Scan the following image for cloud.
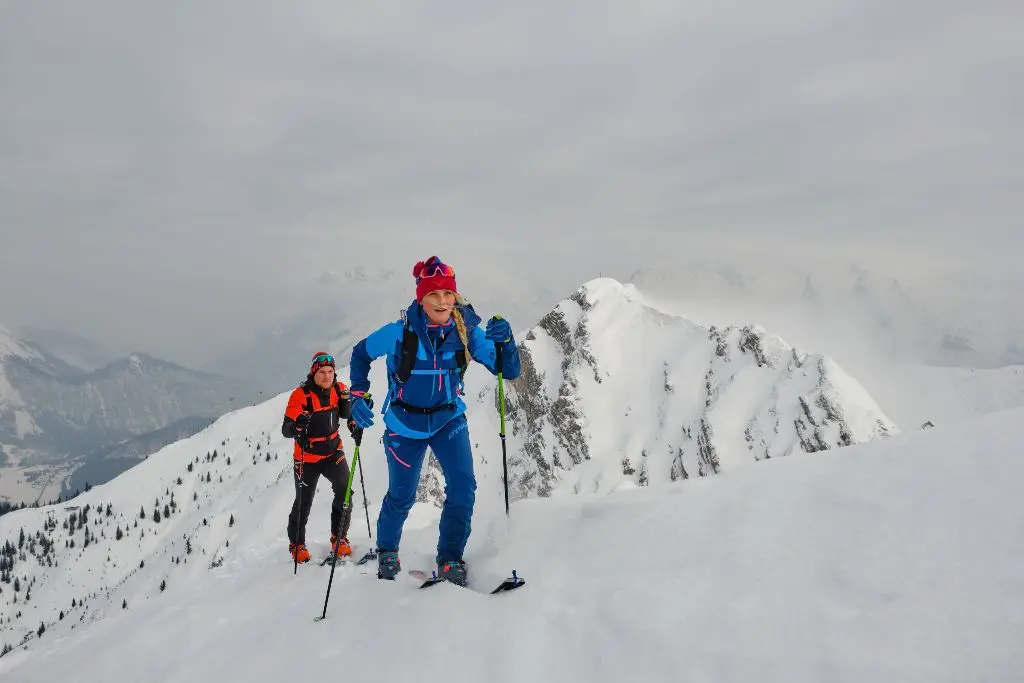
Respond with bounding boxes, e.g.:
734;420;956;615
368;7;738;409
1;0;1022;364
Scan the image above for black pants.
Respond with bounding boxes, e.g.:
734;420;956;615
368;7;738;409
287;451;353;545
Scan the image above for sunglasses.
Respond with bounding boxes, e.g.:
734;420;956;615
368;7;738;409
418;262;455;279
312;354;335;367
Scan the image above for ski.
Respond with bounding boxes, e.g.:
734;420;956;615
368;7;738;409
355;549;378;565
408;568;526;594
410;569;446;588
318;544;358;566
490;570;526;594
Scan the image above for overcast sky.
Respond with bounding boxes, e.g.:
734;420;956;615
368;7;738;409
2;1;1022;364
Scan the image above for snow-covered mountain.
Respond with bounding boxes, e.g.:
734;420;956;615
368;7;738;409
0;326;78;443
0;375;1021;680
466;279;896;501
0;326;262;504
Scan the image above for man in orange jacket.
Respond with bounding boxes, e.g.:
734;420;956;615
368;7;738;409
281;351;355;563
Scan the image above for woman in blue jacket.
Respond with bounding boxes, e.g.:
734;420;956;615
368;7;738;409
348;256;521;585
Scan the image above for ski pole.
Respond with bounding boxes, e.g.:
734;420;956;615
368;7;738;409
355;431;372;539
317;394;370;621
496;342;510;518
293;451;305;576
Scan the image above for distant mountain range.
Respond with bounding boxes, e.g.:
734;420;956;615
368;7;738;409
0;325;261;504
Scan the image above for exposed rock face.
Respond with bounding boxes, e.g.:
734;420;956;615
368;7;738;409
471;278;896;502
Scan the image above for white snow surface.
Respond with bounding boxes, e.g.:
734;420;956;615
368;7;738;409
1;385;1022;680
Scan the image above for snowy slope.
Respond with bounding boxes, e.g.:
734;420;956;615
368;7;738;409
1;394;1022;681
468;279;897;501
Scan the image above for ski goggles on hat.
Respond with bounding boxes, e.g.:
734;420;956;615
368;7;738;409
417;261;455;280
311;354;335;367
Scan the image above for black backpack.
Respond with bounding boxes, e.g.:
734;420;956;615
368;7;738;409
394;321;468;386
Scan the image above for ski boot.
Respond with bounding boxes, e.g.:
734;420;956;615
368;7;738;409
377;550;401;580
289;543;311;563
330;534;352;558
436;557;468;586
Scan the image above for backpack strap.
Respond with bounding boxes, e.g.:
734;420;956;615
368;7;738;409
302;383;344;413
395;324;420;384
394;317;470;386
455;349;468;382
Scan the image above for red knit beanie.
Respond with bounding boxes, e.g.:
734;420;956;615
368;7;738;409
413;256;458;301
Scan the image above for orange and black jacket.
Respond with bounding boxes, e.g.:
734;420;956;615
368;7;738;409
282;379;352;462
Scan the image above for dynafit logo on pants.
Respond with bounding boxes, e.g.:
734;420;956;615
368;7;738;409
448;419;468;439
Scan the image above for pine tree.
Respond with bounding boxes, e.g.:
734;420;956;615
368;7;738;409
160;579;166;592
229;514;235;527
122;598;127;609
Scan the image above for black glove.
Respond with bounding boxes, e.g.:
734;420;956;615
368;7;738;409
294;412;311;437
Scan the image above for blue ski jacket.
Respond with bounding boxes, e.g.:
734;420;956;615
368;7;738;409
349;301;521;439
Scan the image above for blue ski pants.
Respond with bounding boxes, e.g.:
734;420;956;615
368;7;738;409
376;414;477;561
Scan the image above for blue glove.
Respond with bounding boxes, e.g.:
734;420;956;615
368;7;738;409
350;393;374;429
485;315;512;343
